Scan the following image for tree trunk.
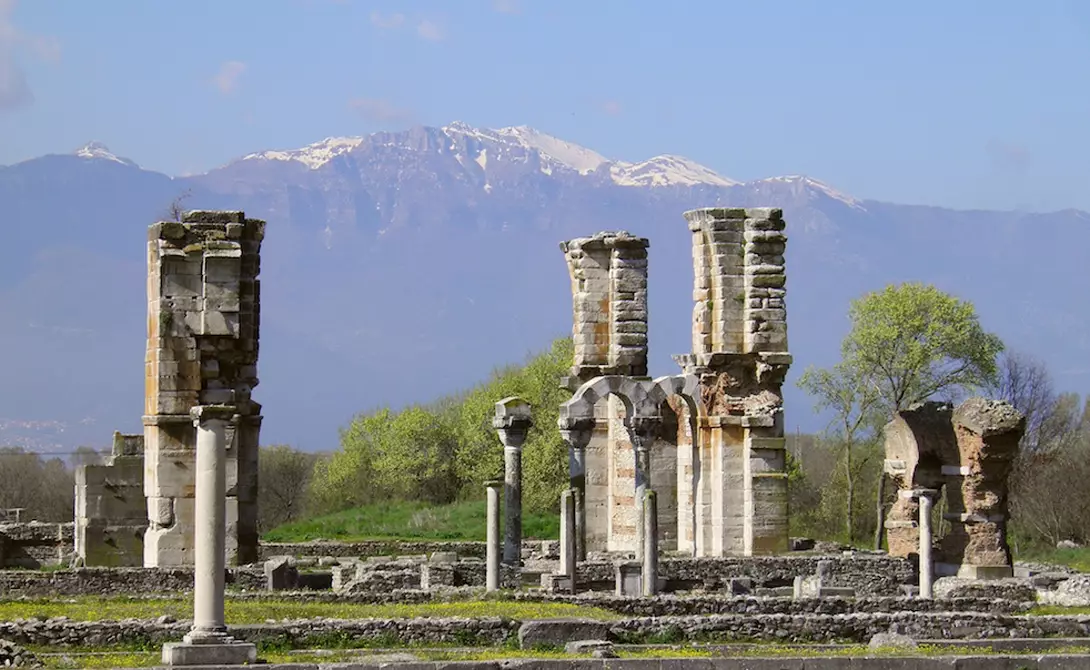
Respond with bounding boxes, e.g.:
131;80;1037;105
873;471;885;551
845;439;854;544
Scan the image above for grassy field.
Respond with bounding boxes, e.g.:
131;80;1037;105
262;499;559;543
0;596;616;623
1013;545;1090;572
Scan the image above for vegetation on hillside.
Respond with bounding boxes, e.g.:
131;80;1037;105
306;337;573;518
263;499;559;542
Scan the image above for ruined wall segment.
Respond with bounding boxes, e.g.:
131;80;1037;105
677;207;792;557
883;398;1024;579
74;432;147;567
942;399;1024;579
560;232;650;383
144;210;264;568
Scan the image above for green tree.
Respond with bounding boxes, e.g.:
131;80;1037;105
798;362;882;543
801;282;1004;547
842;282;1004;412
258;445;319;531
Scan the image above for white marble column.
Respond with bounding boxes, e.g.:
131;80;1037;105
493;397;533;567
162;405;256;667
485;480;502;592
917;489;937;599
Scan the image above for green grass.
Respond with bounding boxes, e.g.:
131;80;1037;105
1014;545;1090;573
262;499;559;543
0;596;617;624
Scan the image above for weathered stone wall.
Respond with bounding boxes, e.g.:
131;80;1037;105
0;566;264;597
144;210;264;567
677;207;792;557
74;432;147;567
883;398;1025;579
560;231;650;382
4;611;1090;649
0;522;71;568
570;554;915;596
257;540;495;560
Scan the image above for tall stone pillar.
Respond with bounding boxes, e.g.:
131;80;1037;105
558;418;593;560
678;208;791;557
559;231;650;383
493;397;533;567
485;480;502;592
144;210;264;568
162;405;256;667
942;399;1025;579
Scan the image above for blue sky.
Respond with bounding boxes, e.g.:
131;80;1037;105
1;0;1088;212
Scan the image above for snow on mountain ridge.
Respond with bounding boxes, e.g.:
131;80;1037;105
612;155;738;188
229;123;856;204
243;136;364;170
754;175;864;209
73;141;138;167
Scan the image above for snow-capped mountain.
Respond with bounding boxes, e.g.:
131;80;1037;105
73;141;139;168
232;121;746;191
2;121;1088;455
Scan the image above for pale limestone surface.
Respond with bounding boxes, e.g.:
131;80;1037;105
558;208;792;559
143;211;264;568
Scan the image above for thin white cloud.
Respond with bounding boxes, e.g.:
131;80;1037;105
416;19;444;41
492;0;521;14
213;60;247;95
0;0;60;112
348;97;414;124
370;11;405;29
600;100;622;116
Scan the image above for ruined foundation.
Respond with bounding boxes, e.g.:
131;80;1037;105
74;432;147;567
143;211;264;567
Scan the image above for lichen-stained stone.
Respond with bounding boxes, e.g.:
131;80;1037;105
144;211;263;568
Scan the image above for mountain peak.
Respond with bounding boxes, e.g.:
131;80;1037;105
754;175;863;209
74;141;137;167
242;136;364;170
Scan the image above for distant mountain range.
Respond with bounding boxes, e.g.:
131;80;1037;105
2;122;1087;453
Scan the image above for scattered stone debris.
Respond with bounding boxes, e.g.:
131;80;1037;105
0;639;42;668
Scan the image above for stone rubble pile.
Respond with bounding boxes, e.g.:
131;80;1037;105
0;639;41;668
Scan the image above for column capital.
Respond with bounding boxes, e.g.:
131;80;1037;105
910;488;941;501
191;404;238;425
626;416;662;447
484;479;503;489
493;397;533;448
558;417;595;450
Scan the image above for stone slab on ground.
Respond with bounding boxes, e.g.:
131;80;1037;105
518;619;613;649
161;640;257;666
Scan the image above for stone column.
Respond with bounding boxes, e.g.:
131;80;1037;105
916;489;938;600
485;480;502;592
628;417;659;561
559;418;594;560
560;488;577;592
162;405;256;667
642;490;658;597
493;397;533;567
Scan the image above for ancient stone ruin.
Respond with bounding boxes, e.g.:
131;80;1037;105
144;211;265;568
73;432;147;566
69;210;265;569
557;208;791;559
884;398;1026;579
